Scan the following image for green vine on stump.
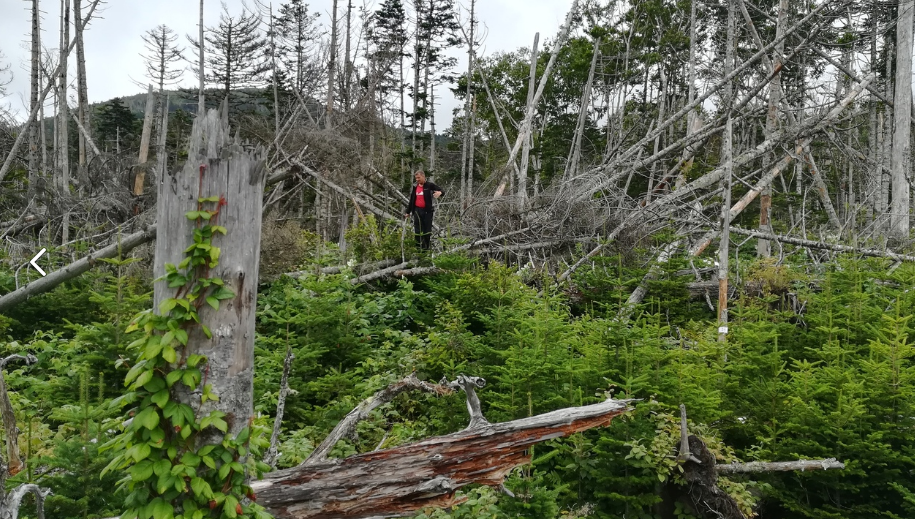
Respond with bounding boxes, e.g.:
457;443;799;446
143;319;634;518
102;192;271;519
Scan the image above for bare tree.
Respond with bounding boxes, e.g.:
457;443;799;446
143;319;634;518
326;0;339;129
74;0;91;188
28;2;41;198
141;24;185;91
57;0;71;245
891;0;913;237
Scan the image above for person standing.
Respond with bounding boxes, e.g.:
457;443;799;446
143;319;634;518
404;170;443;251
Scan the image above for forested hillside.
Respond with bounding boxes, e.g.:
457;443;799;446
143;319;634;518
1;0;914;518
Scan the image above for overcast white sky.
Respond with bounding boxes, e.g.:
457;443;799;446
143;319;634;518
0;0;572;129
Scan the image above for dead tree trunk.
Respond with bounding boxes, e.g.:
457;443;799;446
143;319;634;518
153;101;266;441
197;0;205;118
717;0;736;344
74;0;90;188
758;0;788;257
27;0;41;198
459;0;476;210
326;0;339;130
57;0;71;245
517;32;539;209
134;84;156;195
891;0;913;237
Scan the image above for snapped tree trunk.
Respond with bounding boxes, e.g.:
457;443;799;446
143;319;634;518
74;0;90;188
153;101;266;441
134;84;157;195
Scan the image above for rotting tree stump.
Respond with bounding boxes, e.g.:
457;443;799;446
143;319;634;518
252;398;629;519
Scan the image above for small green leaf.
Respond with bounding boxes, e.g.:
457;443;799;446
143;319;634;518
151;389;170;408
224;496;239;519
159;298;177;314
181;452;201;467
136;407;160;430
153;459;171;477
206;296;219;310
200;325;212;339
186;210;201;220
214;286;235;300
190;477;213;499
152;498;174;519
166;370;183;387
130;460;154;481
162;346;177;364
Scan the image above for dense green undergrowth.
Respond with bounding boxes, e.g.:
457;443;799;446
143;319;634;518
0;240;914;519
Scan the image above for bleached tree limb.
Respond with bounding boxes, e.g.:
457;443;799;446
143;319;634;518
0;483;52;519
725;226;915;262
253;398;630;519
599;1;833;176
264;346;295;469
303;373;453;466
557;74;872;282
619;241;680;320
70;112;101;158
715;458;845;474
506;1;580;167
394;267;443;278
441;375;489;429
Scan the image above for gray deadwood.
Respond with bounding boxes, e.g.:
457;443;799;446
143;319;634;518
153;101;267;441
252;397;629;519
134;84;157;195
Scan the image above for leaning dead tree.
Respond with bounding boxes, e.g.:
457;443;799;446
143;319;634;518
252;373;630;519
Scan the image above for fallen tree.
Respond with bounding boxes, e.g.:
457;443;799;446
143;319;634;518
251;374;630;519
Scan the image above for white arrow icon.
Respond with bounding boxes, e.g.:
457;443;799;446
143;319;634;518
30;248;47;277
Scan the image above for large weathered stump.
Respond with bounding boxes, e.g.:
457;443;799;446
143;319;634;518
153;101;266;438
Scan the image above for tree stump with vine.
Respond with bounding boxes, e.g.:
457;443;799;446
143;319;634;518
153;99;266;444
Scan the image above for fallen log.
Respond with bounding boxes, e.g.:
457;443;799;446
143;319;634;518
716;458;844;474
0;168;294;313
725;226;915;262
0;224;158;313
252;397;629;519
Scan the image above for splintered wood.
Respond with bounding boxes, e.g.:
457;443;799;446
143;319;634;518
252;398;629;519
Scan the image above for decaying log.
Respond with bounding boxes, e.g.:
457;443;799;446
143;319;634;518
304;373;453;466
253;397;629;519
716;458;845;474
394;267;443;278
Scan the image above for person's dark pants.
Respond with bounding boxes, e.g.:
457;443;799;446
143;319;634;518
412;208;433;250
